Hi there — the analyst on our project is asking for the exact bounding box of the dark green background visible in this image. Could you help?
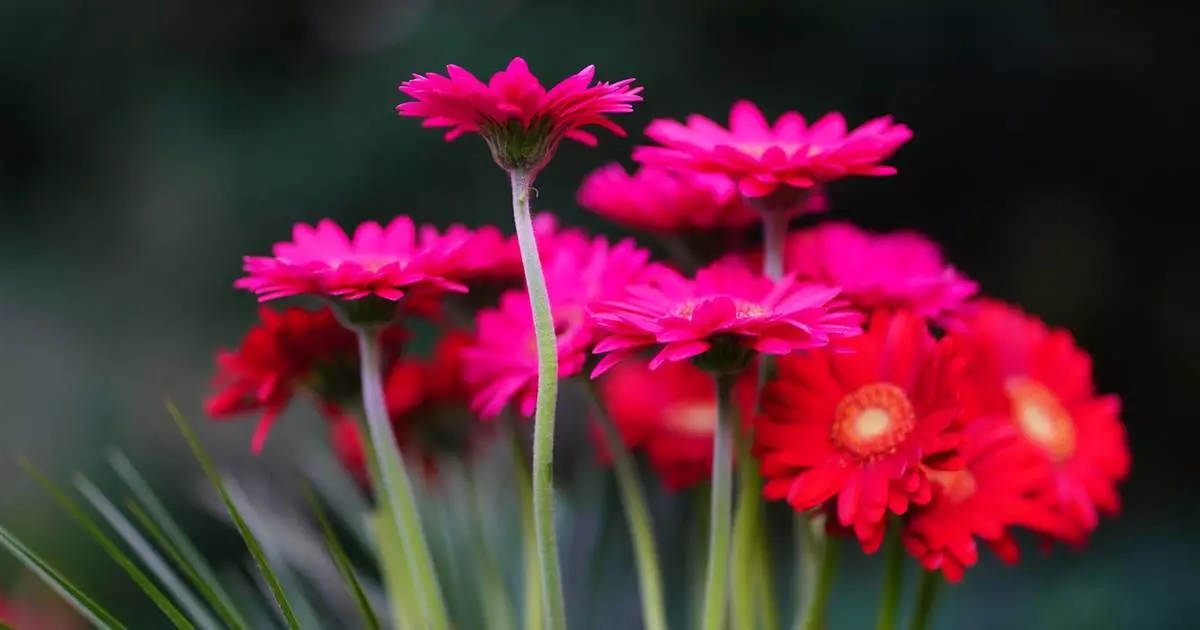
[2,0,1197,628]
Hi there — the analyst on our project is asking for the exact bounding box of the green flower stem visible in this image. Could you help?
[689,485,712,629]
[796,516,838,630]
[581,380,669,630]
[701,373,738,630]
[756,530,780,630]
[906,571,943,630]
[761,210,789,280]
[731,437,765,630]
[509,168,566,630]
[511,425,544,630]
[875,522,905,630]
[355,326,448,630]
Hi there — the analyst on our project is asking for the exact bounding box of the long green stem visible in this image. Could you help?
[731,438,763,630]
[511,425,544,630]
[905,571,942,630]
[797,517,838,630]
[581,380,668,630]
[509,168,566,630]
[761,210,789,280]
[701,373,737,630]
[356,327,448,630]
[756,530,780,630]
[875,523,905,630]
[689,485,711,629]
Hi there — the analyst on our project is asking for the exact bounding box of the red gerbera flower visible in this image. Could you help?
[596,358,756,490]
[589,261,861,377]
[464,234,658,418]
[753,310,964,552]
[955,300,1130,541]
[747,222,978,324]
[577,163,758,234]
[634,100,912,199]
[902,422,1069,582]
[205,306,406,452]
[236,216,470,306]
[397,57,642,172]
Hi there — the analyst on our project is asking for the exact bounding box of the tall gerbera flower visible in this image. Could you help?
[955,300,1130,541]
[578,163,758,234]
[397,57,642,173]
[746,221,978,324]
[902,423,1069,582]
[589,261,860,377]
[634,100,911,203]
[205,306,406,452]
[464,234,658,418]
[596,358,757,490]
[753,310,964,552]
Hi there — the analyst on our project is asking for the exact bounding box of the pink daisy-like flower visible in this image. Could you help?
[464,234,659,418]
[577,163,759,234]
[589,262,862,377]
[634,100,912,199]
[747,222,978,324]
[397,57,642,173]
[236,217,471,323]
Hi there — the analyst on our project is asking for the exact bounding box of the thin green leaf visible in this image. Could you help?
[74,476,222,630]
[0,524,127,630]
[302,484,381,630]
[164,400,301,630]
[109,450,249,630]
[17,459,195,630]
[1,621,13,630]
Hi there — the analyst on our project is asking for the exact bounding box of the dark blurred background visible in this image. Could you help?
[2,0,1198,628]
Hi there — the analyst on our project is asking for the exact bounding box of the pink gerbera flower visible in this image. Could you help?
[634,100,912,200]
[577,163,758,234]
[589,261,862,377]
[464,234,658,418]
[397,57,642,173]
[747,221,978,324]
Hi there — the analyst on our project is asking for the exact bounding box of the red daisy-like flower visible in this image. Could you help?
[205,306,406,452]
[577,163,758,234]
[589,261,861,377]
[753,310,964,552]
[955,300,1130,541]
[332,330,483,483]
[902,422,1069,582]
[236,216,470,305]
[596,358,757,490]
[464,234,659,418]
[397,57,642,172]
[634,100,912,199]
[747,222,978,324]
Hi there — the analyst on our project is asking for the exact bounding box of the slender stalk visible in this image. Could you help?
[511,426,544,630]
[761,210,789,280]
[701,373,738,630]
[463,464,517,630]
[875,523,905,630]
[730,437,762,630]
[905,571,942,630]
[581,380,669,630]
[509,168,566,630]
[355,326,448,630]
[797,518,838,630]
[756,531,780,630]
[688,485,712,630]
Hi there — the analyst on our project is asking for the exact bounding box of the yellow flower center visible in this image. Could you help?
[831,383,916,459]
[1005,377,1076,462]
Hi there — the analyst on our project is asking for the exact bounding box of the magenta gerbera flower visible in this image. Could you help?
[589,262,862,377]
[577,163,758,234]
[397,57,642,173]
[634,100,912,200]
[463,234,659,418]
[748,221,978,324]
[236,217,470,316]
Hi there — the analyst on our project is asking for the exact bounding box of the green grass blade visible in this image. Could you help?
[164,400,301,630]
[0,524,127,630]
[302,484,381,630]
[108,450,249,630]
[1,621,13,630]
[18,459,195,629]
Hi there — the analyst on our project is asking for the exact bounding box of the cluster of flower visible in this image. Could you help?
[207,57,1128,586]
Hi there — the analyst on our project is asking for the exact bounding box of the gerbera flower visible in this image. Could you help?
[577,163,758,234]
[902,423,1069,582]
[596,358,757,490]
[205,306,406,452]
[589,261,861,377]
[464,234,658,418]
[236,216,471,324]
[955,300,1130,541]
[634,100,911,200]
[752,310,964,552]
[746,222,978,324]
[332,331,483,483]
[397,57,642,173]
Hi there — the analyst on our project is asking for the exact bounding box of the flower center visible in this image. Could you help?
[1005,377,1076,462]
[831,382,916,459]
[674,299,769,320]
[925,468,977,504]
[665,403,717,436]
[735,140,803,158]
